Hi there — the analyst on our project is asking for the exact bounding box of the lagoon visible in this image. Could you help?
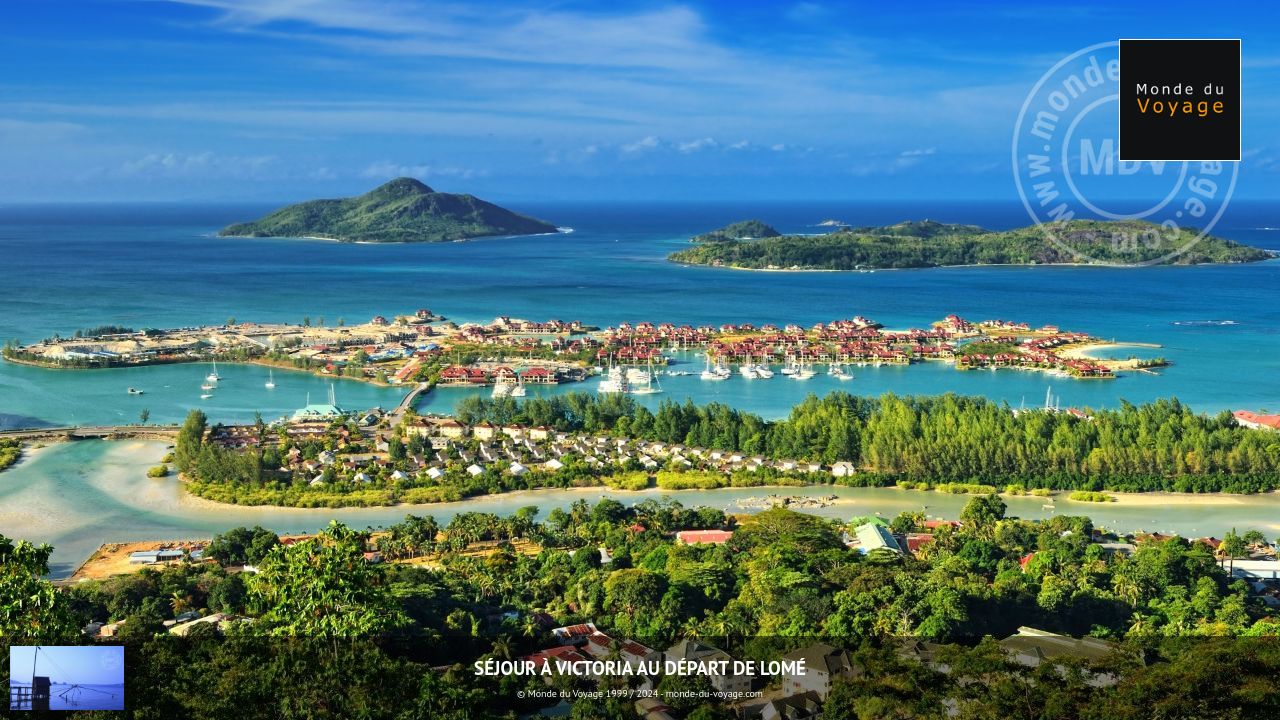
[6,440,1280,578]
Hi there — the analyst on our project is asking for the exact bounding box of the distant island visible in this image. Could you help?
[669,219,1274,269]
[219,177,558,243]
[690,219,780,242]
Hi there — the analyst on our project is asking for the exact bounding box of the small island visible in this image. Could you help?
[219,177,558,243]
[669,219,1274,269]
[690,219,780,243]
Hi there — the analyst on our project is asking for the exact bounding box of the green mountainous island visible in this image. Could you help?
[220,178,558,243]
[670,219,1274,269]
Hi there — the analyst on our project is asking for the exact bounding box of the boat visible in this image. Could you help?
[738,356,761,379]
[829,364,853,381]
[626,367,652,384]
[700,355,729,381]
[755,364,774,379]
[127,387,144,395]
[206,360,220,383]
[780,359,797,376]
[789,362,816,380]
[597,366,628,393]
[200,393,213,400]
[200,382,216,391]
[265,369,275,389]
[492,379,513,398]
[629,359,663,395]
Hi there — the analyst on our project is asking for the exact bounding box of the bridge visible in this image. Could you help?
[0,425,180,442]
[390,382,431,419]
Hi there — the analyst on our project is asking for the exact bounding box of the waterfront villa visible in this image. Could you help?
[291,386,346,422]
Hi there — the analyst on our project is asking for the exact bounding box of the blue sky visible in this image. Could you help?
[1,0,1277,202]
[9,645,124,685]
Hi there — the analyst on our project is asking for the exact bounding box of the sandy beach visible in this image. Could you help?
[1058,342,1164,370]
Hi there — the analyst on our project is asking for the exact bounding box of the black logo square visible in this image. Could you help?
[1119,39,1240,161]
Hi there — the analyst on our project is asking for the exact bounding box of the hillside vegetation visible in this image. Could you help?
[220,177,557,243]
[670,219,1273,269]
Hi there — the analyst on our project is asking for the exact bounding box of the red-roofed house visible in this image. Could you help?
[1234,410,1280,431]
[524,645,591,670]
[923,520,962,530]
[675,530,733,545]
[905,533,934,555]
[552,622,598,645]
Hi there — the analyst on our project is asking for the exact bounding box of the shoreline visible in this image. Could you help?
[675,255,1279,273]
[1058,341,1166,371]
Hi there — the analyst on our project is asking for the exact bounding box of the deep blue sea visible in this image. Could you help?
[1,200,1278,426]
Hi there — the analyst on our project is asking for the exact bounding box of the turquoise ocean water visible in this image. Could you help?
[1,200,1278,425]
[1,200,1278,571]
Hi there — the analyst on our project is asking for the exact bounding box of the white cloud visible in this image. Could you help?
[677,137,718,154]
[849,147,941,176]
[620,136,662,155]
[116,151,276,178]
[165,1,723,73]
[728,140,750,150]
[359,160,484,180]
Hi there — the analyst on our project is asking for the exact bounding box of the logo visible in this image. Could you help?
[1012,41,1237,265]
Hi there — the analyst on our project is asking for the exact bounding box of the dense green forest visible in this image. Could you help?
[454,392,1280,492]
[3,498,1278,719]
[219,177,557,242]
[669,219,1273,269]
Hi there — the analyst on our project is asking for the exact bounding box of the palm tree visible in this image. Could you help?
[170,592,192,616]
[490,635,514,660]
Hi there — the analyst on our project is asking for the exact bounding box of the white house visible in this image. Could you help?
[778,643,857,700]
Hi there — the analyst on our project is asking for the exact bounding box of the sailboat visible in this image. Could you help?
[510,371,527,397]
[700,355,729,381]
[597,365,628,393]
[206,359,221,383]
[789,361,816,380]
[265,369,276,389]
[629,358,663,395]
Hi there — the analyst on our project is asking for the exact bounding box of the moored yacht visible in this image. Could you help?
[597,366,629,393]
[700,355,730,381]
